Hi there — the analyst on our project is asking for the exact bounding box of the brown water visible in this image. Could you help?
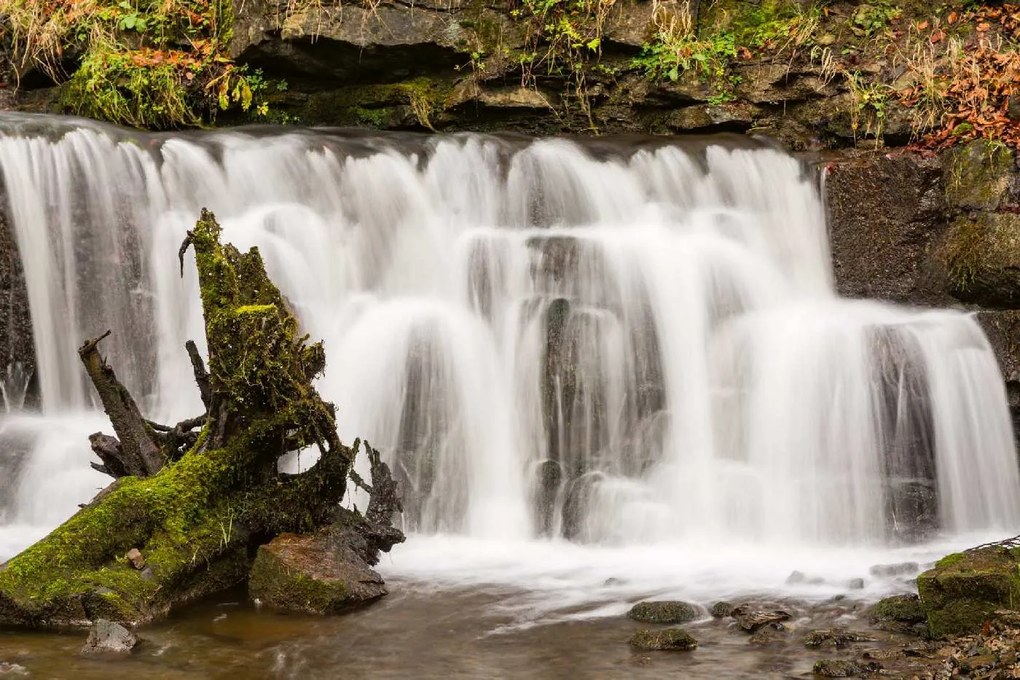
[0,580,918,680]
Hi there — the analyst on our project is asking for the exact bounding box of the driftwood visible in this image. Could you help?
[0,209,403,628]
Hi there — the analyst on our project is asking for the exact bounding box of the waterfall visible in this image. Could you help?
[0,113,1018,585]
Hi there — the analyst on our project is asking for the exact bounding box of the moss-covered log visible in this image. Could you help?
[0,209,391,628]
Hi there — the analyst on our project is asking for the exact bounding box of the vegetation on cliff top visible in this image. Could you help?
[2,0,1020,147]
[0,0,273,127]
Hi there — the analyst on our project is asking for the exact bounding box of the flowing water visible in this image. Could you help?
[0,114,1018,674]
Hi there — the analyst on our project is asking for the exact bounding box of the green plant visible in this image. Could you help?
[0,0,278,128]
[852,0,903,38]
[845,70,892,142]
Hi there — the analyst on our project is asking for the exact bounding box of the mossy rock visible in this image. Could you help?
[917,545,1020,638]
[868,594,926,624]
[940,211,1020,308]
[627,600,699,624]
[943,140,1016,211]
[629,628,697,651]
[249,531,386,615]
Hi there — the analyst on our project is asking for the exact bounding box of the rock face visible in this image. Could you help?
[0,184,36,407]
[249,528,388,615]
[626,600,698,624]
[628,628,697,651]
[917,541,1020,638]
[80,619,139,655]
[824,142,1020,438]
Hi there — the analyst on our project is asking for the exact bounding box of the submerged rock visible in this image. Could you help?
[731,604,791,633]
[80,619,139,655]
[803,627,874,648]
[748,623,786,646]
[710,601,734,618]
[812,659,882,677]
[248,529,388,615]
[917,542,1020,637]
[629,628,697,651]
[627,600,699,624]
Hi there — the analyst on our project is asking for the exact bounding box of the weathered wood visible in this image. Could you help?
[0,209,403,629]
[78,331,163,477]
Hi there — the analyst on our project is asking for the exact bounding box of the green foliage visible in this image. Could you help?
[845,69,891,140]
[852,0,903,37]
[634,1,818,87]
[0,0,279,128]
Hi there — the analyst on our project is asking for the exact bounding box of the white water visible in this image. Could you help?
[0,114,1018,616]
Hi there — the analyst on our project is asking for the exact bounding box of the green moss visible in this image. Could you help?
[869,594,926,623]
[945,140,1015,211]
[297,78,455,129]
[248,543,353,614]
[917,545,1020,637]
[627,600,699,624]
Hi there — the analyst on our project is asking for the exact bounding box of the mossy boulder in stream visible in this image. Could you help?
[627,600,699,624]
[249,531,386,615]
[629,628,697,651]
[917,541,1020,638]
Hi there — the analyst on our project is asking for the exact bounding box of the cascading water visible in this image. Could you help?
[0,113,1018,611]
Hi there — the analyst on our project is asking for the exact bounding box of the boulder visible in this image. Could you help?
[627,600,699,624]
[710,601,734,618]
[249,528,388,615]
[629,628,698,651]
[917,542,1020,638]
[80,619,139,655]
[868,594,926,624]
[748,624,786,646]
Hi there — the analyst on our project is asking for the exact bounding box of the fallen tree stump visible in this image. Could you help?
[0,209,403,628]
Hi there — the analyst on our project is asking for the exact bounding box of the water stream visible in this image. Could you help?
[0,114,1018,648]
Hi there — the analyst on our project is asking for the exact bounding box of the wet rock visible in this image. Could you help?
[940,211,1020,309]
[787,570,824,585]
[804,627,875,648]
[868,562,919,578]
[868,594,926,624]
[0,183,37,411]
[710,601,734,618]
[629,628,697,651]
[627,600,699,624]
[943,140,1015,212]
[80,619,139,655]
[248,530,388,615]
[917,543,1020,637]
[749,623,787,646]
[731,603,791,633]
[812,659,882,677]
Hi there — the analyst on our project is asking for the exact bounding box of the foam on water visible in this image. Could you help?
[0,114,1017,618]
